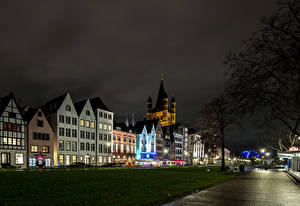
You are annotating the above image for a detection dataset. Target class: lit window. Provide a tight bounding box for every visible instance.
[103,124,107,131]
[31,145,38,153]
[59,154,64,165]
[17,139,21,146]
[42,146,49,153]
[80,119,85,127]
[108,125,112,131]
[3,137,7,145]
[12,138,16,145]
[86,120,90,128]
[98,156,102,163]
[99,123,103,130]
[66,155,71,165]
[15,153,24,164]
[8,138,12,145]
[72,155,77,163]
[29,158,36,166]
[91,121,95,129]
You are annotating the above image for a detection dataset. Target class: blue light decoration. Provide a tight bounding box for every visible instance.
[136,123,157,161]
[241,150,261,159]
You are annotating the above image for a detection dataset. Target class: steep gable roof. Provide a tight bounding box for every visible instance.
[0,93,12,117]
[90,97,111,112]
[42,92,68,115]
[74,99,87,115]
[133,119,159,134]
[0,92,23,118]
[22,106,38,122]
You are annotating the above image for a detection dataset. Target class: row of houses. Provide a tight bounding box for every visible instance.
[0,92,205,168]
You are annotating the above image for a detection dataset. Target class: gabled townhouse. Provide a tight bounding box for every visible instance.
[0,93,27,168]
[23,107,55,167]
[74,99,97,165]
[90,97,113,165]
[134,120,158,160]
[43,92,79,166]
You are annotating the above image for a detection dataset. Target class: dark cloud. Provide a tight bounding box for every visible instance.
[0,0,277,149]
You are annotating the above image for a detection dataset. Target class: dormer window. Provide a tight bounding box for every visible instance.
[86,110,90,116]
[66,105,71,112]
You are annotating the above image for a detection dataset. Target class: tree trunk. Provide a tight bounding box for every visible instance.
[221,133,226,171]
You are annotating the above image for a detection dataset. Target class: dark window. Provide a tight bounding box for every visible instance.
[80,143,85,150]
[72,117,77,125]
[42,133,46,140]
[80,131,85,139]
[66,129,71,137]
[113,135,116,141]
[104,113,107,118]
[99,134,103,141]
[38,133,42,140]
[45,134,50,140]
[91,133,95,140]
[108,114,112,120]
[86,132,90,139]
[91,144,95,151]
[86,110,90,116]
[66,105,71,112]
[72,129,77,138]
[59,140,64,151]
[59,115,64,123]
[37,120,43,127]
[66,116,71,124]
[33,132,37,140]
[104,134,107,141]
[86,143,90,151]
[108,134,111,141]
[99,144,103,153]
[8,112,16,118]
[99,112,103,117]
[38,111,42,117]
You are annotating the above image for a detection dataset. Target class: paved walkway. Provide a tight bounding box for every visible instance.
[164,169,300,206]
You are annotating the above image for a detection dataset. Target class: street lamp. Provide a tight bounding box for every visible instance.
[260,149,265,153]
[266,152,270,157]
[164,149,168,154]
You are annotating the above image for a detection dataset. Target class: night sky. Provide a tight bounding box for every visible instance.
[0,1,277,151]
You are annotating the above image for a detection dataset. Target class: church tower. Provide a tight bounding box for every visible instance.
[146,77,176,126]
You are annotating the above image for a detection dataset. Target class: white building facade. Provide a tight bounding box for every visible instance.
[43,92,79,166]
[75,99,97,165]
[90,97,114,165]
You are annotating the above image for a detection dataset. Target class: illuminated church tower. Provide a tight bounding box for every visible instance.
[146,77,176,126]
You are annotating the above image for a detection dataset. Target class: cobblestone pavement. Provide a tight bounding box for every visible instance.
[164,169,300,206]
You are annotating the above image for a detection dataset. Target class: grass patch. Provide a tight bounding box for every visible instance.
[0,166,236,206]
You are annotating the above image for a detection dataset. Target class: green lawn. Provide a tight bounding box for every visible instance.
[0,166,236,206]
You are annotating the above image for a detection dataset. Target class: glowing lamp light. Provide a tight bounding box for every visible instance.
[260,149,265,153]
[289,147,299,152]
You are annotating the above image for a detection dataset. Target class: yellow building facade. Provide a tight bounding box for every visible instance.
[146,79,176,126]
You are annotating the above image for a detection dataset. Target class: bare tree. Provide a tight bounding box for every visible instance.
[198,96,232,170]
[225,0,300,137]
